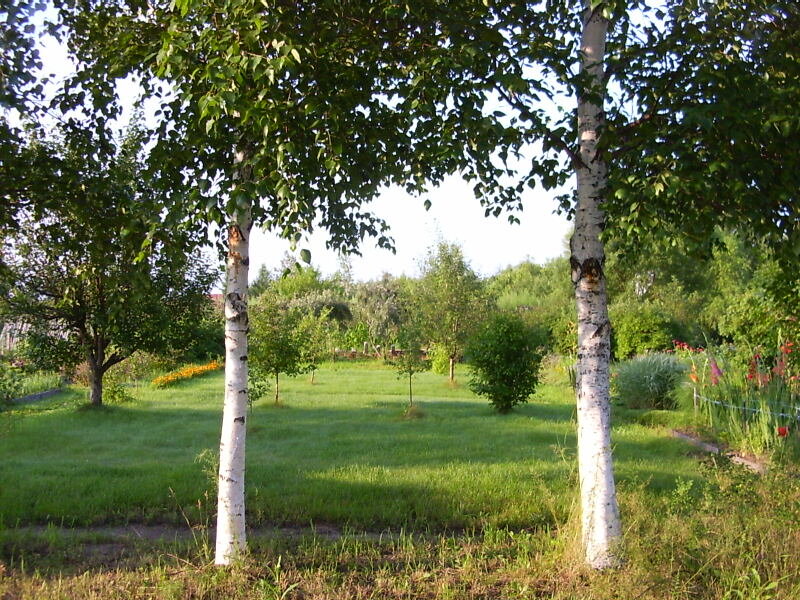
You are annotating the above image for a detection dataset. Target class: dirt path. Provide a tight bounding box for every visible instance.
[671,429,767,474]
[11,388,63,405]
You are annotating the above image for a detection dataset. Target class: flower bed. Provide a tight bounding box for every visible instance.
[152,360,222,388]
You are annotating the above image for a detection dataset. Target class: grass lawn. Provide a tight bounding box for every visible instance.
[1,362,798,599]
[0,363,700,530]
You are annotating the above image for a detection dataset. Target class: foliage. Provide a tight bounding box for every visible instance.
[249,294,311,403]
[247,365,271,404]
[248,265,273,299]
[174,299,224,363]
[152,360,223,389]
[416,242,488,381]
[393,322,428,407]
[350,276,405,356]
[604,2,800,261]
[466,313,545,413]
[488,257,573,353]
[0,361,23,404]
[297,310,337,381]
[613,353,687,410]
[428,343,450,376]
[1,124,218,406]
[103,382,136,404]
[550,308,578,357]
[610,302,679,360]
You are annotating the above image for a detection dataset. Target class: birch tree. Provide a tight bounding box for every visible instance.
[571,3,621,568]
[58,0,526,564]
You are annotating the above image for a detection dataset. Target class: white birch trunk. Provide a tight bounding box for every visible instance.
[571,2,622,570]
[214,192,252,565]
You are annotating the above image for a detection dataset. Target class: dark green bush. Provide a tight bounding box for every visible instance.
[550,308,577,356]
[0,361,23,404]
[613,353,687,409]
[610,302,679,360]
[466,313,545,413]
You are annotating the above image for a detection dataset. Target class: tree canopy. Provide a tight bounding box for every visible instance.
[1,122,218,406]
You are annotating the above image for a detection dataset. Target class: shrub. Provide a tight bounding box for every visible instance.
[610,302,679,359]
[613,353,687,409]
[103,382,136,404]
[550,309,577,356]
[466,313,545,413]
[0,362,23,404]
[428,343,450,376]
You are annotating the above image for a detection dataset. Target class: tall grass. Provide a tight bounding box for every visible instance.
[18,372,62,397]
[613,353,687,409]
[684,344,799,459]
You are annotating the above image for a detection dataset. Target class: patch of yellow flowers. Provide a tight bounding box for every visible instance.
[152,360,223,388]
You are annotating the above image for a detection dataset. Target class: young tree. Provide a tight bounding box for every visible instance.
[1,125,217,406]
[417,242,487,383]
[393,321,428,409]
[248,294,308,405]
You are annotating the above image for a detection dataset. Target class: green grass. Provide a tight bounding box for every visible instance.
[0,363,700,530]
[1,362,799,598]
[17,371,62,397]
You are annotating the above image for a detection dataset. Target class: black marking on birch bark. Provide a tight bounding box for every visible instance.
[230,224,245,242]
[570,256,604,284]
[239,355,247,361]
[242,257,250,266]
[592,322,608,338]
[234,416,245,424]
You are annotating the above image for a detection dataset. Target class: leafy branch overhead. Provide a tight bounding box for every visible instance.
[58,0,533,251]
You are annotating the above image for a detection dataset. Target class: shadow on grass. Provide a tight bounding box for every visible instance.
[0,382,706,530]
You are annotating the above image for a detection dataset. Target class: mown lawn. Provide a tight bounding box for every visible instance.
[2,362,799,599]
[0,362,701,530]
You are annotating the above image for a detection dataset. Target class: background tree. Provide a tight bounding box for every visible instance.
[350,276,404,358]
[248,293,309,404]
[417,242,487,383]
[393,310,428,410]
[487,256,574,353]
[296,309,336,384]
[1,124,217,406]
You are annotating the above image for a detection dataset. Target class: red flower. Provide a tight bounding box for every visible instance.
[777,426,789,438]
[709,359,722,385]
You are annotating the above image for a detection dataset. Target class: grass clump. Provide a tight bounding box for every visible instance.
[614,353,687,409]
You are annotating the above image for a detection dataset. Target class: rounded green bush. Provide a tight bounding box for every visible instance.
[613,353,687,410]
[466,313,545,413]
